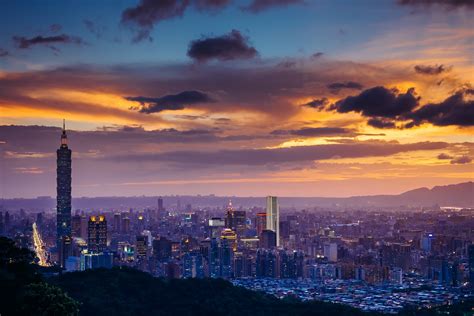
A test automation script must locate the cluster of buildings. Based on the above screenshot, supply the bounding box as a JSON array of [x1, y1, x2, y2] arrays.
[[1, 123, 473, 313]]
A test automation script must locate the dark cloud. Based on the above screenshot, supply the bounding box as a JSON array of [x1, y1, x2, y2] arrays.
[[397, 0, 474, 9], [126, 90, 214, 113], [0, 48, 9, 57], [13, 34, 85, 49], [121, 0, 189, 42], [332, 86, 420, 119], [121, 0, 231, 42], [83, 19, 105, 38], [0, 60, 419, 122], [302, 98, 329, 109], [271, 127, 354, 137], [111, 140, 448, 166], [414, 64, 449, 75], [437, 153, 453, 160], [367, 118, 397, 129], [49, 24, 62, 33], [242, 0, 304, 13], [187, 30, 258, 62], [450, 155, 472, 164], [194, 0, 231, 11], [277, 59, 297, 68], [327, 81, 363, 93], [311, 52, 324, 59], [407, 89, 474, 127]]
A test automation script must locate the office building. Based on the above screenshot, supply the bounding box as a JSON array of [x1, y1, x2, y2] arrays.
[[88, 215, 107, 253], [324, 243, 338, 262], [153, 237, 172, 261], [255, 212, 266, 237], [71, 214, 82, 238], [136, 235, 148, 259], [260, 229, 277, 249], [266, 196, 279, 246], [80, 251, 113, 270], [113, 213, 121, 233]]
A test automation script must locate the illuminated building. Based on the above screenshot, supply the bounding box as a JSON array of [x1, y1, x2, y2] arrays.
[[56, 120, 72, 267], [80, 250, 113, 270], [182, 251, 205, 278], [136, 235, 148, 259], [266, 196, 279, 246], [87, 215, 107, 253], [224, 200, 234, 229], [224, 201, 246, 238], [137, 214, 145, 232], [220, 228, 237, 251]]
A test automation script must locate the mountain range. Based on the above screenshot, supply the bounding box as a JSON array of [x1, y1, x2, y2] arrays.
[[2, 182, 472, 210]]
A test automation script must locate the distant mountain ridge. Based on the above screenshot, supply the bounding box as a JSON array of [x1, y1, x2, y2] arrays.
[[2, 182, 473, 210], [341, 181, 473, 208]]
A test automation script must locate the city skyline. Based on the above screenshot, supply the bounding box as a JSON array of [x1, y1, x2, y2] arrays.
[[0, 91, 472, 316], [0, 0, 473, 198]]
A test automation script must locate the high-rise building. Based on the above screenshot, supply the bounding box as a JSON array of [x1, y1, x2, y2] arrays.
[[113, 213, 121, 233], [80, 215, 88, 239], [260, 229, 277, 249], [87, 215, 107, 253], [153, 237, 172, 261], [71, 214, 82, 238], [324, 243, 338, 262], [225, 200, 234, 229], [266, 196, 279, 246], [136, 235, 148, 260], [255, 212, 266, 238], [122, 217, 130, 234], [224, 201, 246, 238], [57, 120, 72, 267], [158, 197, 164, 211]]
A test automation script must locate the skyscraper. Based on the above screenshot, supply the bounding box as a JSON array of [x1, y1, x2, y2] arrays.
[[266, 196, 279, 246], [255, 212, 266, 238], [71, 214, 82, 238], [57, 120, 72, 267], [87, 215, 107, 253]]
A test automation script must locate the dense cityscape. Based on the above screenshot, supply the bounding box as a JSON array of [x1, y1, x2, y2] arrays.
[[1, 126, 472, 314], [1, 1, 473, 315]]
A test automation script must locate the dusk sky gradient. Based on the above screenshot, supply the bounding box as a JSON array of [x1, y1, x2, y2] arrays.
[[0, 0, 473, 198]]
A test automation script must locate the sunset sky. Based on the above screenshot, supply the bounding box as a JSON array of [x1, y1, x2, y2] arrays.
[[0, 0, 473, 198]]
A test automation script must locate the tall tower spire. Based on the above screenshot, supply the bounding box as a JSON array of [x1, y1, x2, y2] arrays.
[[61, 119, 67, 146]]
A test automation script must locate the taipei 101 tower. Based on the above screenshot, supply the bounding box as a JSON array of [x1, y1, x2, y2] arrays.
[[56, 119, 72, 267]]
